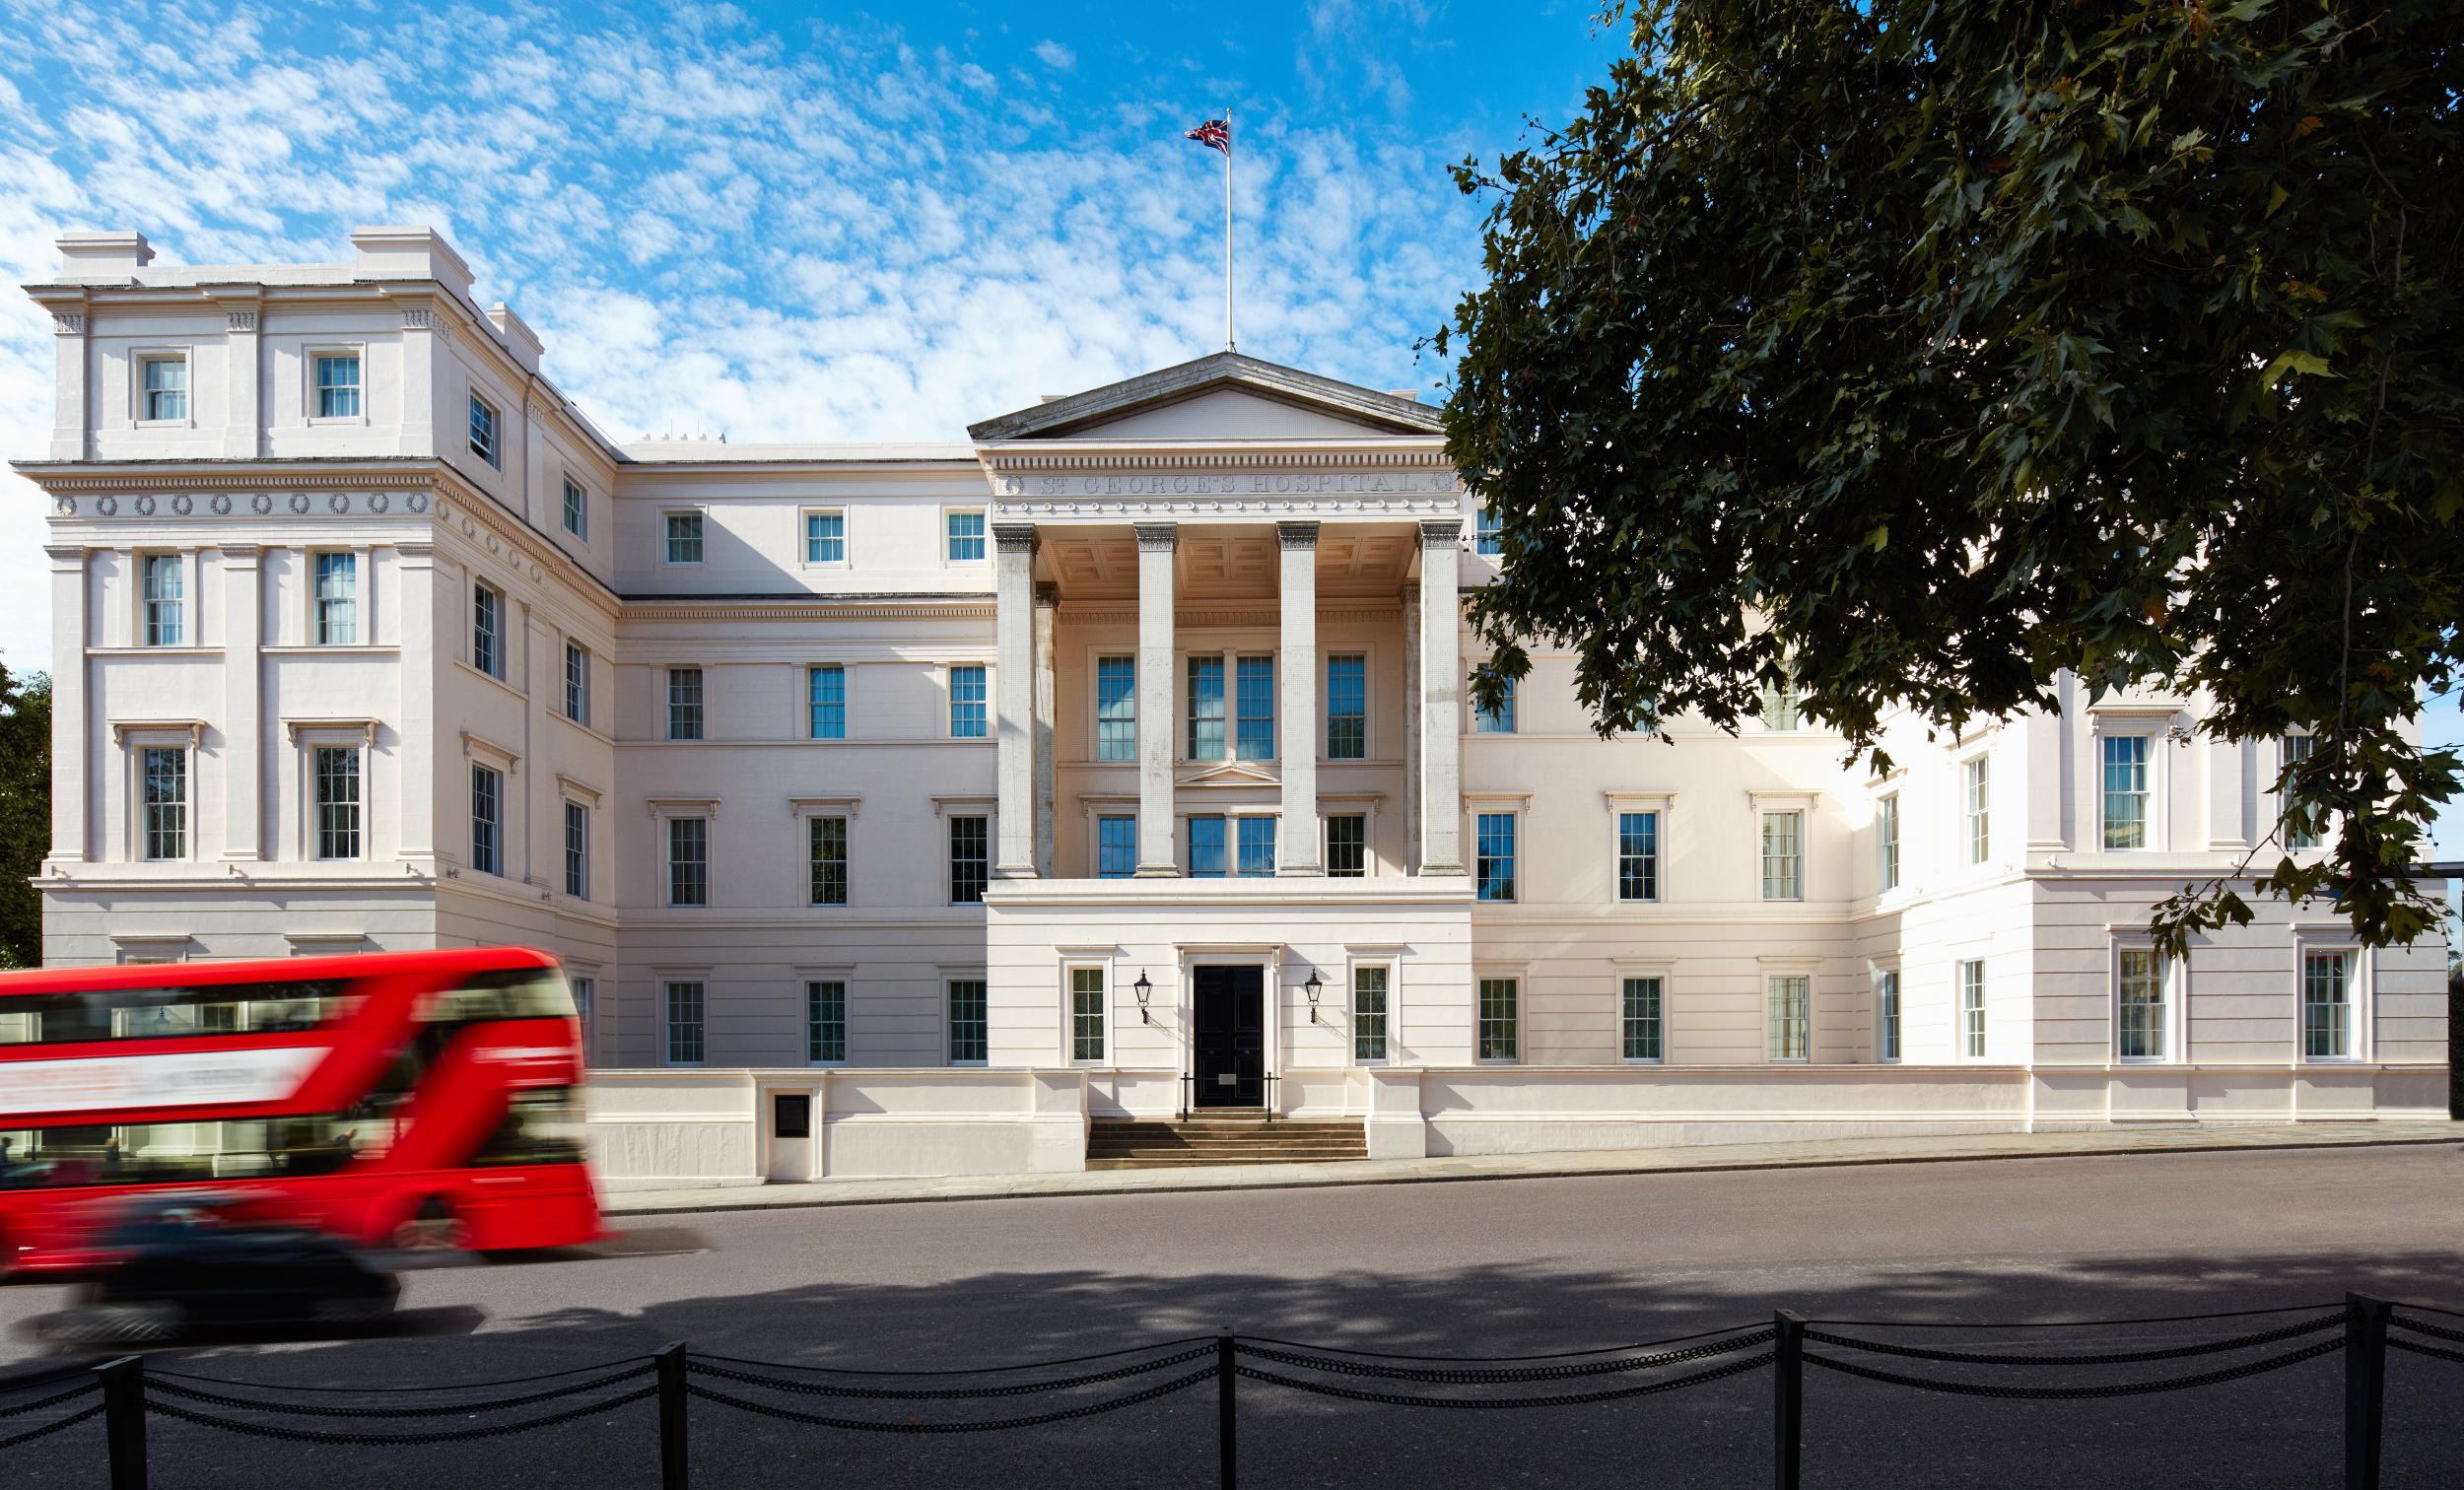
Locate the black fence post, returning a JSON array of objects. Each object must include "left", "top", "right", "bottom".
[
  {"left": 1773, "top": 1310, "right": 1805, "bottom": 1490},
  {"left": 2345, "top": 1294, "right": 2391, "bottom": 1490},
  {"left": 1217, "top": 1328, "right": 1238, "bottom": 1490},
  {"left": 97, "top": 1355, "right": 147, "bottom": 1490},
  {"left": 656, "top": 1342, "right": 690, "bottom": 1490}
]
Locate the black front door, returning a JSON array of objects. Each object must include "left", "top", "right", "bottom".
[{"left": 1193, "top": 965, "right": 1266, "bottom": 1108}]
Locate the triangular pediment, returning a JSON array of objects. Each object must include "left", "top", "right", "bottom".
[
  {"left": 968, "top": 352, "right": 1443, "bottom": 442},
  {"left": 1178, "top": 760, "right": 1282, "bottom": 788}
]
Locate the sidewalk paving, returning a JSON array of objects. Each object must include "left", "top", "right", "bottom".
[{"left": 600, "top": 1119, "right": 2464, "bottom": 1218}]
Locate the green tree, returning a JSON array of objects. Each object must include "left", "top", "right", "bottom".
[
  {"left": 0, "top": 664, "right": 50, "bottom": 969},
  {"left": 1440, "top": 0, "right": 2460, "bottom": 956}
]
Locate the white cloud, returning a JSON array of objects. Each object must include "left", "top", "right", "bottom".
[{"left": 1030, "top": 39, "right": 1075, "bottom": 70}]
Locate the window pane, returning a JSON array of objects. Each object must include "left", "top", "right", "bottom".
[
  {"left": 1767, "top": 976, "right": 1810, "bottom": 1060},
  {"left": 1235, "top": 654, "right": 1274, "bottom": 760},
  {"left": 1353, "top": 966, "right": 1389, "bottom": 1061},
  {"left": 2101, "top": 735, "right": 2149, "bottom": 849},
  {"left": 665, "top": 512, "right": 703, "bottom": 564},
  {"left": 141, "top": 747, "right": 187, "bottom": 860},
  {"left": 565, "top": 643, "right": 588, "bottom": 723},
  {"left": 1473, "top": 506, "right": 1503, "bottom": 557},
  {"left": 1477, "top": 979, "right": 1517, "bottom": 1060},
  {"left": 810, "top": 816, "right": 848, "bottom": 906},
  {"left": 144, "top": 358, "right": 188, "bottom": 420},
  {"left": 2302, "top": 952, "right": 2349, "bottom": 1058},
  {"left": 1095, "top": 656, "right": 1135, "bottom": 761},
  {"left": 1760, "top": 811, "right": 1803, "bottom": 901},
  {"left": 1070, "top": 967, "right": 1105, "bottom": 1061},
  {"left": 1622, "top": 977, "right": 1664, "bottom": 1060},
  {"left": 667, "top": 667, "right": 704, "bottom": 740},
  {"left": 1476, "top": 813, "right": 1516, "bottom": 901},
  {"left": 468, "top": 396, "right": 498, "bottom": 462},
  {"left": 949, "top": 816, "right": 989, "bottom": 904},
  {"left": 1473, "top": 674, "right": 1516, "bottom": 733},
  {"left": 2282, "top": 734, "right": 2320, "bottom": 849},
  {"left": 313, "top": 747, "right": 360, "bottom": 860},
  {"left": 807, "top": 981, "right": 846, "bottom": 1063},
  {"left": 1326, "top": 815, "right": 1367, "bottom": 878},
  {"left": 664, "top": 982, "right": 704, "bottom": 1064},
  {"left": 1878, "top": 971, "right": 1900, "bottom": 1060},
  {"left": 142, "top": 554, "right": 184, "bottom": 646},
  {"left": 947, "top": 510, "right": 986, "bottom": 562},
  {"left": 1097, "top": 816, "right": 1136, "bottom": 879},
  {"left": 469, "top": 764, "right": 500, "bottom": 875},
  {"left": 1617, "top": 811, "right": 1659, "bottom": 902},
  {"left": 564, "top": 801, "right": 587, "bottom": 898},
  {"left": 1964, "top": 758, "right": 1991, "bottom": 863},
  {"left": 667, "top": 817, "right": 708, "bottom": 907},
  {"left": 948, "top": 980, "right": 988, "bottom": 1063},
  {"left": 314, "top": 552, "right": 358, "bottom": 644},
  {"left": 1189, "top": 816, "right": 1227, "bottom": 878},
  {"left": 562, "top": 478, "right": 585, "bottom": 536},
  {"left": 315, "top": 355, "right": 361, "bottom": 418},
  {"left": 1760, "top": 679, "right": 1802, "bottom": 730},
  {"left": 2117, "top": 947, "right": 2164, "bottom": 1058},
  {"left": 805, "top": 511, "right": 845, "bottom": 564},
  {"left": 1878, "top": 795, "right": 1900, "bottom": 892},
  {"left": 1236, "top": 816, "right": 1276, "bottom": 877},
  {"left": 809, "top": 665, "right": 846, "bottom": 739},
  {"left": 1960, "top": 960, "right": 1987, "bottom": 1057},
  {"left": 949, "top": 665, "right": 988, "bottom": 738},
  {"left": 472, "top": 584, "right": 500, "bottom": 677},
  {"left": 1326, "top": 654, "right": 1366, "bottom": 759},
  {"left": 1188, "top": 658, "right": 1225, "bottom": 761}
]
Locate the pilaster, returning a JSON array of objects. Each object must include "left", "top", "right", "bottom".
[
  {"left": 1134, "top": 522, "right": 1179, "bottom": 876},
  {"left": 1416, "top": 520, "right": 1465, "bottom": 875},
  {"left": 1402, "top": 580, "right": 1421, "bottom": 873},
  {"left": 396, "top": 540, "right": 438, "bottom": 858},
  {"left": 218, "top": 296, "right": 263, "bottom": 459},
  {"left": 1276, "top": 521, "right": 1321, "bottom": 874},
  {"left": 48, "top": 301, "right": 89, "bottom": 461},
  {"left": 1034, "top": 582, "right": 1060, "bottom": 878},
  {"left": 992, "top": 522, "right": 1039, "bottom": 876},
  {"left": 44, "top": 545, "right": 89, "bottom": 863},
  {"left": 219, "top": 544, "right": 264, "bottom": 859}
]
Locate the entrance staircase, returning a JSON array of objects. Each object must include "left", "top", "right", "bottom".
[{"left": 1085, "top": 1112, "right": 1367, "bottom": 1171}]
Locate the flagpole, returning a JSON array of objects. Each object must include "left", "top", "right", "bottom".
[{"left": 1223, "top": 104, "right": 1235, "bottom": 353}]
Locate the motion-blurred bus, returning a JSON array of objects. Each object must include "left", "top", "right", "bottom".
[{"left": 0, "top": 948, "right": 598, "bottom": 1271}]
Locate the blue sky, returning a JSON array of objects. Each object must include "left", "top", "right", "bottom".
[{"left": 0, "top": 0, "right": 2456, "bottom": 904}]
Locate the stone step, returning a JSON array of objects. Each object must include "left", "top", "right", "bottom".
[
  {"left": 1086, "top": 1153, "right": 1363, "bottom": 1170},
  {"left": 1086, "top": 1116, "right": 1366, "bottom": 1168}
]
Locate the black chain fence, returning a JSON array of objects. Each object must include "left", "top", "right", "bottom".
[{"left": 3, "top": 1292, "right": 2455, "bottom": 1490}]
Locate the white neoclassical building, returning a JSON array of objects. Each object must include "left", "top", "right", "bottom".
[{"left": 15, "top": 227, "right": 2452, "bottom": 1185}]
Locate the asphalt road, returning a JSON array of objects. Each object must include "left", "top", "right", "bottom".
[{"left": 4, "top": 1143, "right": 2463, "bottom": 1488}]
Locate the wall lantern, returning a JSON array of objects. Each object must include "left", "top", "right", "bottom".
[
  {"left": 1304, "top": 968, "right": 1325, "bottom": 1023},
  {"left": 1134, "top": 971, "right": 1153, "bottom": 1024}
]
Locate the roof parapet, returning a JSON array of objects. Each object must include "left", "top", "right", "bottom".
[
  {"left": 348, "top": 226, "right": 475, "bottom": 301},
  {"left": 55, "top": 231, "right": 155, "bottom": 279}
]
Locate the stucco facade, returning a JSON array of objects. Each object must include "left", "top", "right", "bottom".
[{"left": 15, "top": 228, "right": 2450, "bottom": 1184}]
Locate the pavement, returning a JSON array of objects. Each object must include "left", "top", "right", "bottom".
[{"left": 601, "top": 1118, "right": 2464, "bottom": 1215}]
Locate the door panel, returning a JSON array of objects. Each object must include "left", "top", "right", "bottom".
[{"left": 1192, "top": 966, "right": 1266, "bottom": 1107}]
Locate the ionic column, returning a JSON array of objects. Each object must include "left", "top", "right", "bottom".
[
  {"left": 992, "top": 522, "right": 1039, "bottom": 878},
  {"left": 1134, "top": 522, "right": 1179, "bottom": 876},
  {"left": 1402, "top": 581, "right": 1422, "bottom": 873},
  {"left": 45, "top": 545, "right": 89, "bottom": 863},
  {"left": 1417, "top": 519, "right": 1466, "bottom": 875},
  {"left": 1276, "top": 521, "right": 1321, "bottom": 874},
  {"left": 1033, "top": 581, "right": 1060, "bottom": 877}
]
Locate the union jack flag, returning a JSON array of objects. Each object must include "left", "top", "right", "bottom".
[{"left": 1185, "top": 118, "right": 1229, "bottom": 154}]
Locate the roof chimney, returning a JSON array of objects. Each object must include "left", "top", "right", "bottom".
[
  {"left": 56, "top": 231, "right": 154, "bottom": 279},
  {"left": 348, "top": 226, "right": 476, "bottom": 302},
  {"left": 485, "top": 302, "right": 546, "bottom": 373}
]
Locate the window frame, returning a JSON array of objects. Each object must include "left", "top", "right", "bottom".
[
  {"left": 1620, "top": 971, "right": 1669, "bottom": 1064},
  {"left": 310, "top": 549, "right": 360, "bottom": 646},
  {"left": 308, "top": 348, "right": 365, "bottom": 424},
  {"left": 2280, "top": 732, "right": 2323, "bottom": 851},
  {"left": 1475, "top": 975, "right": 1520, "bottom": 1063},
  {"left": 1095, "top": 814, "right": 1137, "bottom": 879},
  {"left": 1093, "top": 653, "right": 1136, "bottom": 762},
  {"left": 1471, "top": 670, "right": 1517, "bottom": 734},
  {"left": 808, "top": 663, "right": 848, "bottom": 740},
  {"left": 665, "top": 665, "right": 705, "bottom": 742},
  {"left": 561, "top": 475, "right": 588, "bottom": 539},
  {"left": 563, "top": 640, "right": 590, "bottom": 725},
  {"left": 2112, "top": 939, "right": 2177, "bottom": 1063},
  {"left": 563, "top": 798, "right": 588, "bottom": 900},
  {"left": 1613, "top": 808, "right": 1663, "bottom": 905},
  {"left": 1472, "top": 504, "right": 1504, "bottom": 557},
  {"left": 138, "top": 551, "right": 188, "bottom": 648},
  {"left": 1349, "top": 958, "right": 1396, "bottom": 1065},
  {"left": 135, "top": 350, "right": 191, "bottom": 426},
  {"left": 466, "top": 391, "right": 502, "bottom": 467},
  {"left": 1759, "top": 809, "right": 1806, "bottom": 902},
  {"left": 944, "top": 508, "right": 989, "bottom": 565},
  {"left": 808, "top": 813, "right": 850, "bottom": 907},
  {"left": 1764, "top": 972, "right": 1812, "bottom": 1063},
  {"left": 1066, "top": 963, "right": 1108, "bottom": 1065},
  {"left": 1874, "top": 965, "right": 1902, "bottom": 1063},
  {"left": 309, "top": 743, "right": 363, "bottom": 861},
  {"left": 947, "top": 663, "right": 989, "bottom": 740},
  {"left": 1325, "top": 651, "right": 1368, "bottom": 760},
  {"left": 1877, "top": 792, "right": 1900, "bottom": 894},
  {"left": 948, "top": 814, "right": 991, "bottom": 905},
  {"left": 1325, "top": 813, "right": 1369, "bottom": 878},
  {"left": 1473, "top": 809, "right": 1518, "bottom": 903},
  {"left": 2097, "top": 729, "right": 2157, "bottom": 851},
  {"left": 805, "top": 977, "right": 849, "bottom": 1066},
  {"left": 2296, "top": 939, "right": 2367, "bottom": 1063},
  {"left": 1961, "top": 754, "right": 1992, "bottom": 866},
  {"left": 662, "top": 508, "right": 706, "bottom": 566},
  {"left": 468, "top": 761, "right": 503, "bottom": 876},
  {"left": 136, "top": 743, "right": 190, "bottom": 862},
  {"left": 1186, "top": 654, "right": 1228, "bottom": 762},
  {"left": 661, "top": 979, "right": 707, "bottom": 1067},
  {"left": 470, "top": 579, "right": 505, "bottom": 680},
  {"left": 800, "top": 508, "right": 848, "bottom": 568},
  {"left": 1957, "top": 957, "right": 1988, "bottom": 1059},
  {"left": 665, "top": 815, "right": 710, "bottom": 908},
  {"left": 945, "top": 978, "right": 990, "bottom": 1066}
]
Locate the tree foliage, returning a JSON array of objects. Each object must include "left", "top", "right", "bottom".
[
  {"left": 0, "top": 664, "right": 49, "bottom": 969},
  {"left": 1439, "top": 0, "right": 2461, "bottom": 955}
]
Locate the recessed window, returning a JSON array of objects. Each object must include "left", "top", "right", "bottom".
[
  {"left": 1473, "top": 505, "right": 1503, "bottom": 557},
  {"left": 1095, "top": 656, "right": 1135, "bottom": 761},
  {"left": 664, "top": 511, "right": 704, "bottom": 565},
  {"left": 809, "top": 816, "right": 848, "bottom": 906},
  {"left": 1959, "top": 958, "right": 1987, "bottom": 1057},
  {"left": 1185, "top": 653, "right": 1276, "bottom": 762},
  {"left": 2282, "top": 734, "right": 2321, "bottom": 849},
  {"left": 809, "top": 664, "right": 846, "bottom": 739},
  {"left": 949, "top": 815, "right": 989, "bottom": 905},
  {"left": 807, "top": 981, "right": 847, "bottom": 1064},
  {"left": 1326, "top": 814, "right": 1367, "bottom": 877},
  {"left": 1760, "top": 810, "right": 1804, "bottom": 901},
  {"left": 471, "top": 582, "right": 504, "bottom": 679},
  {"left": 667, "top": 817, "right": 709, "bottom": 907},
  {"left": 1070, "top": 967, "right": 1105, "bottom": 1061},
  {"left": 467, "top": 393, "right": 501, "bottom": 466},
  {"left": 1237, "top": 816, "right": 1276, "bottom": 877},
  {"left": 948, "top": 979, "right": 990, "bottom": 1064},
  {"left": 1877, "top": 970, "right": 1901, "bottom": 1061},
  {"left": 563, "top": 801, "right": 588, "bottom": 898},
  {"left": 1622, "top": 976, "right": 1665, "bottom": 1061},
  {"left": 312, "top": 746, "right": 361, "bottom": 860},
  {"left": 140, "top": 356, "right": 188, "bottom": 422},
  {"left": 1475, "top": 812, "right": 1517, "bottom": 902},
  {"left": 2117, "top": 947, "right": 2165, "bottom": 1059},
  {"left": 663, "top": 982, "right": 705, "bottom": 1065},
  {"left": 803, "top": 510, "right": 846, "bottom": 565},
  {"left": 667, "top": 667, "right": 704, "bottom": 741},
  {"left": 313, "top": 552, "right": 358, "bottom": 645},
  {"left": 1353, "top": 966, "right": 1390, "bottom": 1061},
  {"left": 1190, "top": 816, "right": 1227, "bottom": 878},
  {"left": 573, "top": 978, "right": 595, "bottom": 1063},
  {"left": 1616, "top": 811, "right": 1659, "bottom": 902},
  {"left": 947, "top": 510, "right": 987, "bottom": 563},
  {"left": 1188, "top": 816, "right": 1274, "bottom": 878},
  {"left": 1235, "top": 654, "right": 1275, "bottom": 760},
  {"left": 2301, "top": 951, "right": 2353, "bottom": 1060},
  {"left": 564, "top": 642, "right": 589, "bottom": 724},
  {"left": 1766, "top": 975, "right": 1810, "bottom": 1061},
  {"left": 139, "top": 746, "right": 188, "bottom": 860},
  {"left": 469, "top": 763, "right": 502, "bottom": 875},
  {"left": 1760, "top": 677, "right": 1803, "bottom": 731},
  {"left": 140, "top": 553, "right": 185, "bottom": 646},
  {"left": 1878, "top": 794, "right": 1900, "bottom": 892},
  {"left": 948, "top": 665, "right": 988, "bottom": 738},
  {"left": 1096, "top": 815, "right": 1136, "bottom": 879},
  {"left": 1326, "top": 653, "right": 1367, "bottom": 759},
  {"left": 562, "top": 478, "right": 587, "bottom": 539},
  {"left": 1962, "top": 757, "right": 1991, "bottom": 865},
  {"left": 1188, "top": 657, "right": 1226, "bottom": 761},
  {"left": 313, "top": 354, "right": 361, "bottom": 419},
  {"left": 1472, "top": 674, "right": 1517, "bottom": 734},
  {"left": 1477, "top": 978, "right": 1518, "bottom": 1061},
  {"left": 2101, "top": 735, "right": 2151, "bottom": 849}
]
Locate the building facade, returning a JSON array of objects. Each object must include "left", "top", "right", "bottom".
[{"left": 16, "top": 228, "right": 2451, "bottom": 1185}]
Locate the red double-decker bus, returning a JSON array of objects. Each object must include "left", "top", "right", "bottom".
[{"left": 0, "top": 948, "right": 599, "bottom": 1272}]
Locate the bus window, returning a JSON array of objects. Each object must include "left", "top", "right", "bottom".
[
  {"left": 0, "top": 981, "right": 350, "bottom": 1048},
  {"left": 0, "top": 1113, "right": 399, "bottom": 1188},
  {"left": 472, "top": 1087, "right": 586, "bottom": 1167},
  {"left": 424, "top": 970, "right": 575, "bottom": 1026}
]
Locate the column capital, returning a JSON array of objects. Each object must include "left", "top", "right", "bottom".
[
  {"left": 992, "top": 521, "right": 1039, "bottom": 554},
  {"left": 1419, "top": 517, "right": 1464, "bottom": 549},
  {"left": 1276, "top": 520, "right": 1321, "bottom": 550},
  {"left": 1134, "top": 521, "right": 1179, "bottom": 552}
]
